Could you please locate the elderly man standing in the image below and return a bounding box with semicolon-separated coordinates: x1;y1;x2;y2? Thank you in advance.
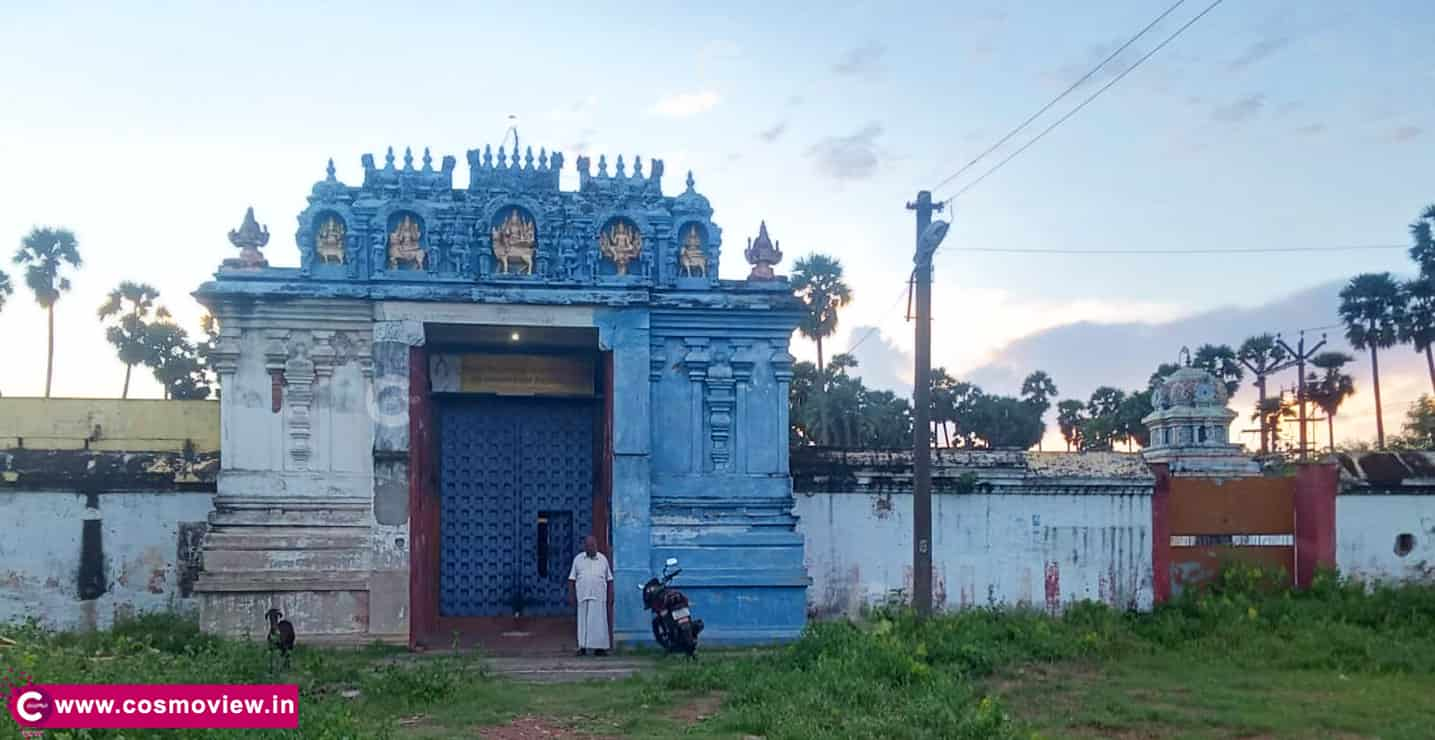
567;534;613;656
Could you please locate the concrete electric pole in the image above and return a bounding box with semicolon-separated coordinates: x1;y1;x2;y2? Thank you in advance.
1275;330;1327;461
907;190;948;617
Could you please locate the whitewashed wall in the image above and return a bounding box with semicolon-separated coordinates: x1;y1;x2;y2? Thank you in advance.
1336;495;1435;582
0;490;214;630
796;491;1153;617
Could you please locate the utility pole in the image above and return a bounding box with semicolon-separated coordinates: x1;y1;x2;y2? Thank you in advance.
907;190;947;617
1275;330;1327;461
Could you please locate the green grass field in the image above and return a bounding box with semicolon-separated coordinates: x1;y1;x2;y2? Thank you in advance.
4;568;1434;739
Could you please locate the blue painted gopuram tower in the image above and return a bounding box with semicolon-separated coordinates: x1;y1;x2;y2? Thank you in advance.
194;144;807;647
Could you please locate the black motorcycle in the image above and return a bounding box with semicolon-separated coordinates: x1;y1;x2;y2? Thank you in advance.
640;557;704;657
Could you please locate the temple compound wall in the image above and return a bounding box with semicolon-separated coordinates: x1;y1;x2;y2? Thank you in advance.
0;399;218;630
4;397;1434;632
192;144;805;645
793;450;1156;617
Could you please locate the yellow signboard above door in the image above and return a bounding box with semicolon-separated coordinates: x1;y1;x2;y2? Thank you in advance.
458;354;595;397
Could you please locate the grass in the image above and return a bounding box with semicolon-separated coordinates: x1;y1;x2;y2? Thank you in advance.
3;568;1435;738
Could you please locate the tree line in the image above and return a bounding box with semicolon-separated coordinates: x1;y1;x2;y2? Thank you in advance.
786;259;1365;454
1336;204;1435;448
0;227;214;399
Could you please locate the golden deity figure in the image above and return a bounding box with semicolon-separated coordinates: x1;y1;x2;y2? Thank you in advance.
387;215;424;270
599;220;643;276
491;209;536;275
679;225;707;277
315;216;346;264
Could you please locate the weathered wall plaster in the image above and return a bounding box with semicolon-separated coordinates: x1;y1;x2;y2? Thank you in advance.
796;490;1153;616
792;449;1155;617
0;490;214;630
1336;496;1435;581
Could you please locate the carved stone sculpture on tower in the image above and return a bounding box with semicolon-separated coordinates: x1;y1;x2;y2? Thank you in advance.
745;221;782;280
599;220;643;276
679;225;707;277
316;216;346;264
387;215;425;270
491;209;536;275
226;207;270;269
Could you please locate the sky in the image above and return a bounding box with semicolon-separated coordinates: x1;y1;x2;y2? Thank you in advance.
1;1;1432;447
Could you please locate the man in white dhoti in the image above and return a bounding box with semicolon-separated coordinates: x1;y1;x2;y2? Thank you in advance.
568;535;613;656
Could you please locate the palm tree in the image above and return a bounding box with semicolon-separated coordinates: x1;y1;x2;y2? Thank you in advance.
1020;371;1058;450
1308;351;1356;453
1339;273;1404;447
790;254;852;374
14;227;83;397
1236;334;1290;454
0;268;12;312
1056;399;1086;451
1399;277;1435;393
1192;344;1244;397
1408;203;1435;276
98;281;170;399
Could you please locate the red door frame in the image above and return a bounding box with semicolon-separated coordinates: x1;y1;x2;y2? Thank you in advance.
597;350;615;640
408;344;438;649
408;344;615;650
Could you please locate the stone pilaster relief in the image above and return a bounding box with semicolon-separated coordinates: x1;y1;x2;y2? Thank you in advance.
731;342;759;474
683;339;710;472
706;351;736;471
283;332;316;470
771;347;796;473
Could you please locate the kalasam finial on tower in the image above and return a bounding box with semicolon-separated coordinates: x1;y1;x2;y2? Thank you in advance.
745;221;783;281
225;207;270;269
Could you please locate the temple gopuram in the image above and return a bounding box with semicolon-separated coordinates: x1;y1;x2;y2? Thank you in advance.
194;143;805;648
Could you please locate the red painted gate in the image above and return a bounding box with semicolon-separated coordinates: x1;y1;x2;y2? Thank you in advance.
1151;463;1337;603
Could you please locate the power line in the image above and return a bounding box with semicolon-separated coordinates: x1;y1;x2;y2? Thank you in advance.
939;0;1226;205
946;244;1404;256
929;0;1189;194
840;271;913;357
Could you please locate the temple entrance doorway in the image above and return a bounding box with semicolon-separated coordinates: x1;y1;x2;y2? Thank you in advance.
413;324;612;653
437;396;596;618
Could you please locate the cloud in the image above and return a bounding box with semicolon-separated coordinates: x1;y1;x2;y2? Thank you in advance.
1228;36;1292;71
649;91;721;118
1274;101;1303;118
1391;126;1423;143
807;123;883;180
1210;94;1266;124
845;325;912;394
960;279;1431;448
832;42;886;78
786;94;805;107
759;121;788;143
1293;123;1326;136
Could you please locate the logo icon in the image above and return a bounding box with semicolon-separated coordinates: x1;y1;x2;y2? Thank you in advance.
9;686;52;727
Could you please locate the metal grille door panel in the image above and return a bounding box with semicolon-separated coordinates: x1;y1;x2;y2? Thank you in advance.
520;404;595;616
438;397;595;617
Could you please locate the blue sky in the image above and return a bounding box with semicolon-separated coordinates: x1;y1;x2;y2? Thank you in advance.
1;1;1432;443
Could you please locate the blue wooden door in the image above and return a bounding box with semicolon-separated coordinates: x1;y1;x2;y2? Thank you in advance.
439;397;594;617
